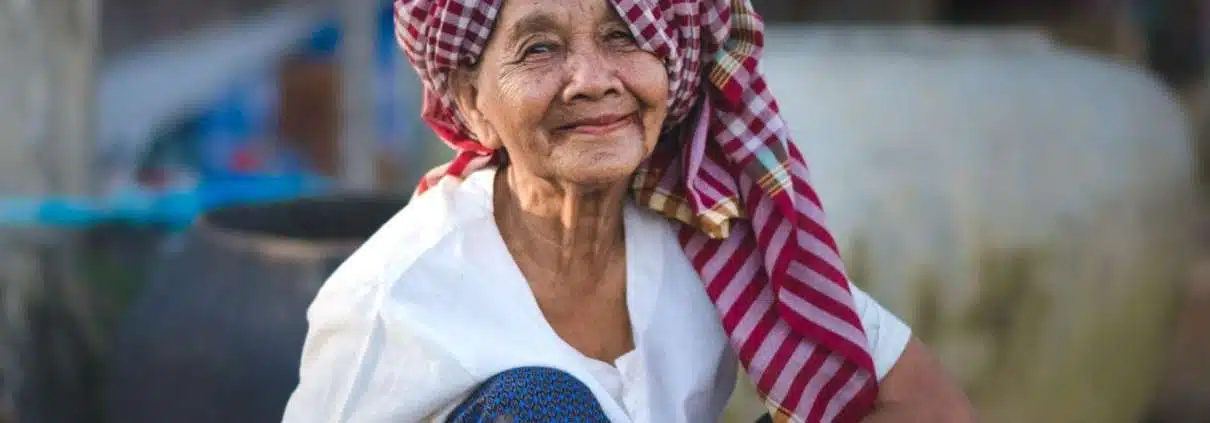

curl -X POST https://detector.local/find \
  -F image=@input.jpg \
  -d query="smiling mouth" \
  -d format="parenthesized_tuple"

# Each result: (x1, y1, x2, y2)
(558, 114, 637, 136)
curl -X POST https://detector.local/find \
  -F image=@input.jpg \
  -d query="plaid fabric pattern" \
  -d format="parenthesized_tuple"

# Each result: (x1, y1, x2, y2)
(395, 1, 878, 421)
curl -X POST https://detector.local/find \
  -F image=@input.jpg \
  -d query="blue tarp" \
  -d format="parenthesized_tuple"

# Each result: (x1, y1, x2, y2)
(5, 1, 417, 229)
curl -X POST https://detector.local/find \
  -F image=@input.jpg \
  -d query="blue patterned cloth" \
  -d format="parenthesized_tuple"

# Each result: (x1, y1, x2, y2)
(445, 367, 611, 423)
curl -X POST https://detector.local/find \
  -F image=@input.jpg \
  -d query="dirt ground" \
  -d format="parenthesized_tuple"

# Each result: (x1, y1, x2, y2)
(1145, 81, 1210, 421)
(1146, 239, 1210, 422)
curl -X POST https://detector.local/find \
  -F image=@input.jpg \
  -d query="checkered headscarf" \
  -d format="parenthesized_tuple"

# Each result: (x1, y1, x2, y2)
(397, 1, 878, 421)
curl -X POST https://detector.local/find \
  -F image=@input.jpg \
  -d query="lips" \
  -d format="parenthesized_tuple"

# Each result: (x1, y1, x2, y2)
(558, 113, 636, 136)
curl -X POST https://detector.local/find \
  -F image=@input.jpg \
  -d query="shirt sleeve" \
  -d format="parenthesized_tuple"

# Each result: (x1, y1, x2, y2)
(848, 282, 912, 381)
(281, 277, 475, 423)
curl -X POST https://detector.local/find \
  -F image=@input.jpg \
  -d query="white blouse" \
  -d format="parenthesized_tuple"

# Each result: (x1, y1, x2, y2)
(281, 169, 911, 423)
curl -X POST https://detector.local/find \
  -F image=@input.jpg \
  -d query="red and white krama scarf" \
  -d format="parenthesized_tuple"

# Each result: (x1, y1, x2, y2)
(396, 1, 878, 421)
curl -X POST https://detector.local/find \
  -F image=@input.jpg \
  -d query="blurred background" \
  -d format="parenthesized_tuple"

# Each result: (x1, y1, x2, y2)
(0, 0, 1208, 422)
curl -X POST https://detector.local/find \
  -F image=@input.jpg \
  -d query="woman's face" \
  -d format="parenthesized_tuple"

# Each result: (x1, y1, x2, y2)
(453, 0, 669, 186)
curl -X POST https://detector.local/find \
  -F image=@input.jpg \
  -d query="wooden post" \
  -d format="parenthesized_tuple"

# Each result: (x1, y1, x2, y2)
(48, 0, 99, 197)
(338, 0, 379, 192)
(0, 0, 103, 422)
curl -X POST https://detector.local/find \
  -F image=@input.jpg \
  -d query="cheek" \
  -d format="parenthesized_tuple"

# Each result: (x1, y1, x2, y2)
(622, 55, 669, 109)
(497, 72, 557, 111)
(620, 54, 670, 145)
(486, 69, 562, 141)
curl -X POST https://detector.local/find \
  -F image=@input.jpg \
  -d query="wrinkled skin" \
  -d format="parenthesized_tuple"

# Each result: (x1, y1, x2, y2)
(452, 0, 667, 365)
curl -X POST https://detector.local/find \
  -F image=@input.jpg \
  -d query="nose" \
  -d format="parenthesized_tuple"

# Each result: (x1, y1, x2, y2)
(561, 47, 622, 103)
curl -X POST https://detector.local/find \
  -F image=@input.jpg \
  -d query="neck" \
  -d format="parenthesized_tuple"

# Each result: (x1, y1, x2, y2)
(493, 166, 629, 285)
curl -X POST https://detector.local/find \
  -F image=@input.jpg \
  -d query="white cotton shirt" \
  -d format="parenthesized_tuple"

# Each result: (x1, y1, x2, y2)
(281, 168, 912, 423)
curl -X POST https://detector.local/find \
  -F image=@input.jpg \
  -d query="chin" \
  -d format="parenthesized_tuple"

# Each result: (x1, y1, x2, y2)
(551, 139, 649, 187)
(551, 152, 643, 186)
(558, 163, 640, 187)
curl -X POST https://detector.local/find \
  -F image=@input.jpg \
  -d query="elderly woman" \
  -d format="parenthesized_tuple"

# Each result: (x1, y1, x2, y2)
(282, 0, 975, 422)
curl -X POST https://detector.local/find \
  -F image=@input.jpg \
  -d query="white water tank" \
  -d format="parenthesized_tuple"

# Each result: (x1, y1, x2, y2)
(731, 26, 1200, 423)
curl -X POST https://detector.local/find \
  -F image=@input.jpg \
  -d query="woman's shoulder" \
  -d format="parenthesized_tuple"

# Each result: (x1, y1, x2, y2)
(318, 172, 497, 296)
(288, 174, 501, 422)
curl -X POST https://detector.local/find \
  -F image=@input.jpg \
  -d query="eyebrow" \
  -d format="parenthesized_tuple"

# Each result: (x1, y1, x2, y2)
(504, 13, 561, 48)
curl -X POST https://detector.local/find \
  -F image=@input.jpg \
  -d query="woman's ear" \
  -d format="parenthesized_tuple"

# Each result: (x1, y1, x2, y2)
(451, 68, 502, 149)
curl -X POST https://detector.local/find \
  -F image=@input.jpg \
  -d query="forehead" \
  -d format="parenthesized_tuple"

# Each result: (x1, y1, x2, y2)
(495, 0, 623, 30)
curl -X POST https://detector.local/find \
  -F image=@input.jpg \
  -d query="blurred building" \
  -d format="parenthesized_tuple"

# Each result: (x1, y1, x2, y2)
(753, 0, 1206, 87)
(100, 0, 320, 59)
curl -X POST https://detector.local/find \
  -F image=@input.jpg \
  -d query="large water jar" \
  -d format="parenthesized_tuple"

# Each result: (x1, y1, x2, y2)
(103, 196, 406, 423)
(726, 27, 1201, 423)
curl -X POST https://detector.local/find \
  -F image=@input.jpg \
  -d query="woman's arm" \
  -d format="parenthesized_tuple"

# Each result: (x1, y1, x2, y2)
(861, 338, 978, 423)
(281, 278, 476, 423)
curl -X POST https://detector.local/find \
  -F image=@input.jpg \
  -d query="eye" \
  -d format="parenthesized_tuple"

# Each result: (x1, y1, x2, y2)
(522, 41, 558, 58)
(606, 29, 636, 43)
